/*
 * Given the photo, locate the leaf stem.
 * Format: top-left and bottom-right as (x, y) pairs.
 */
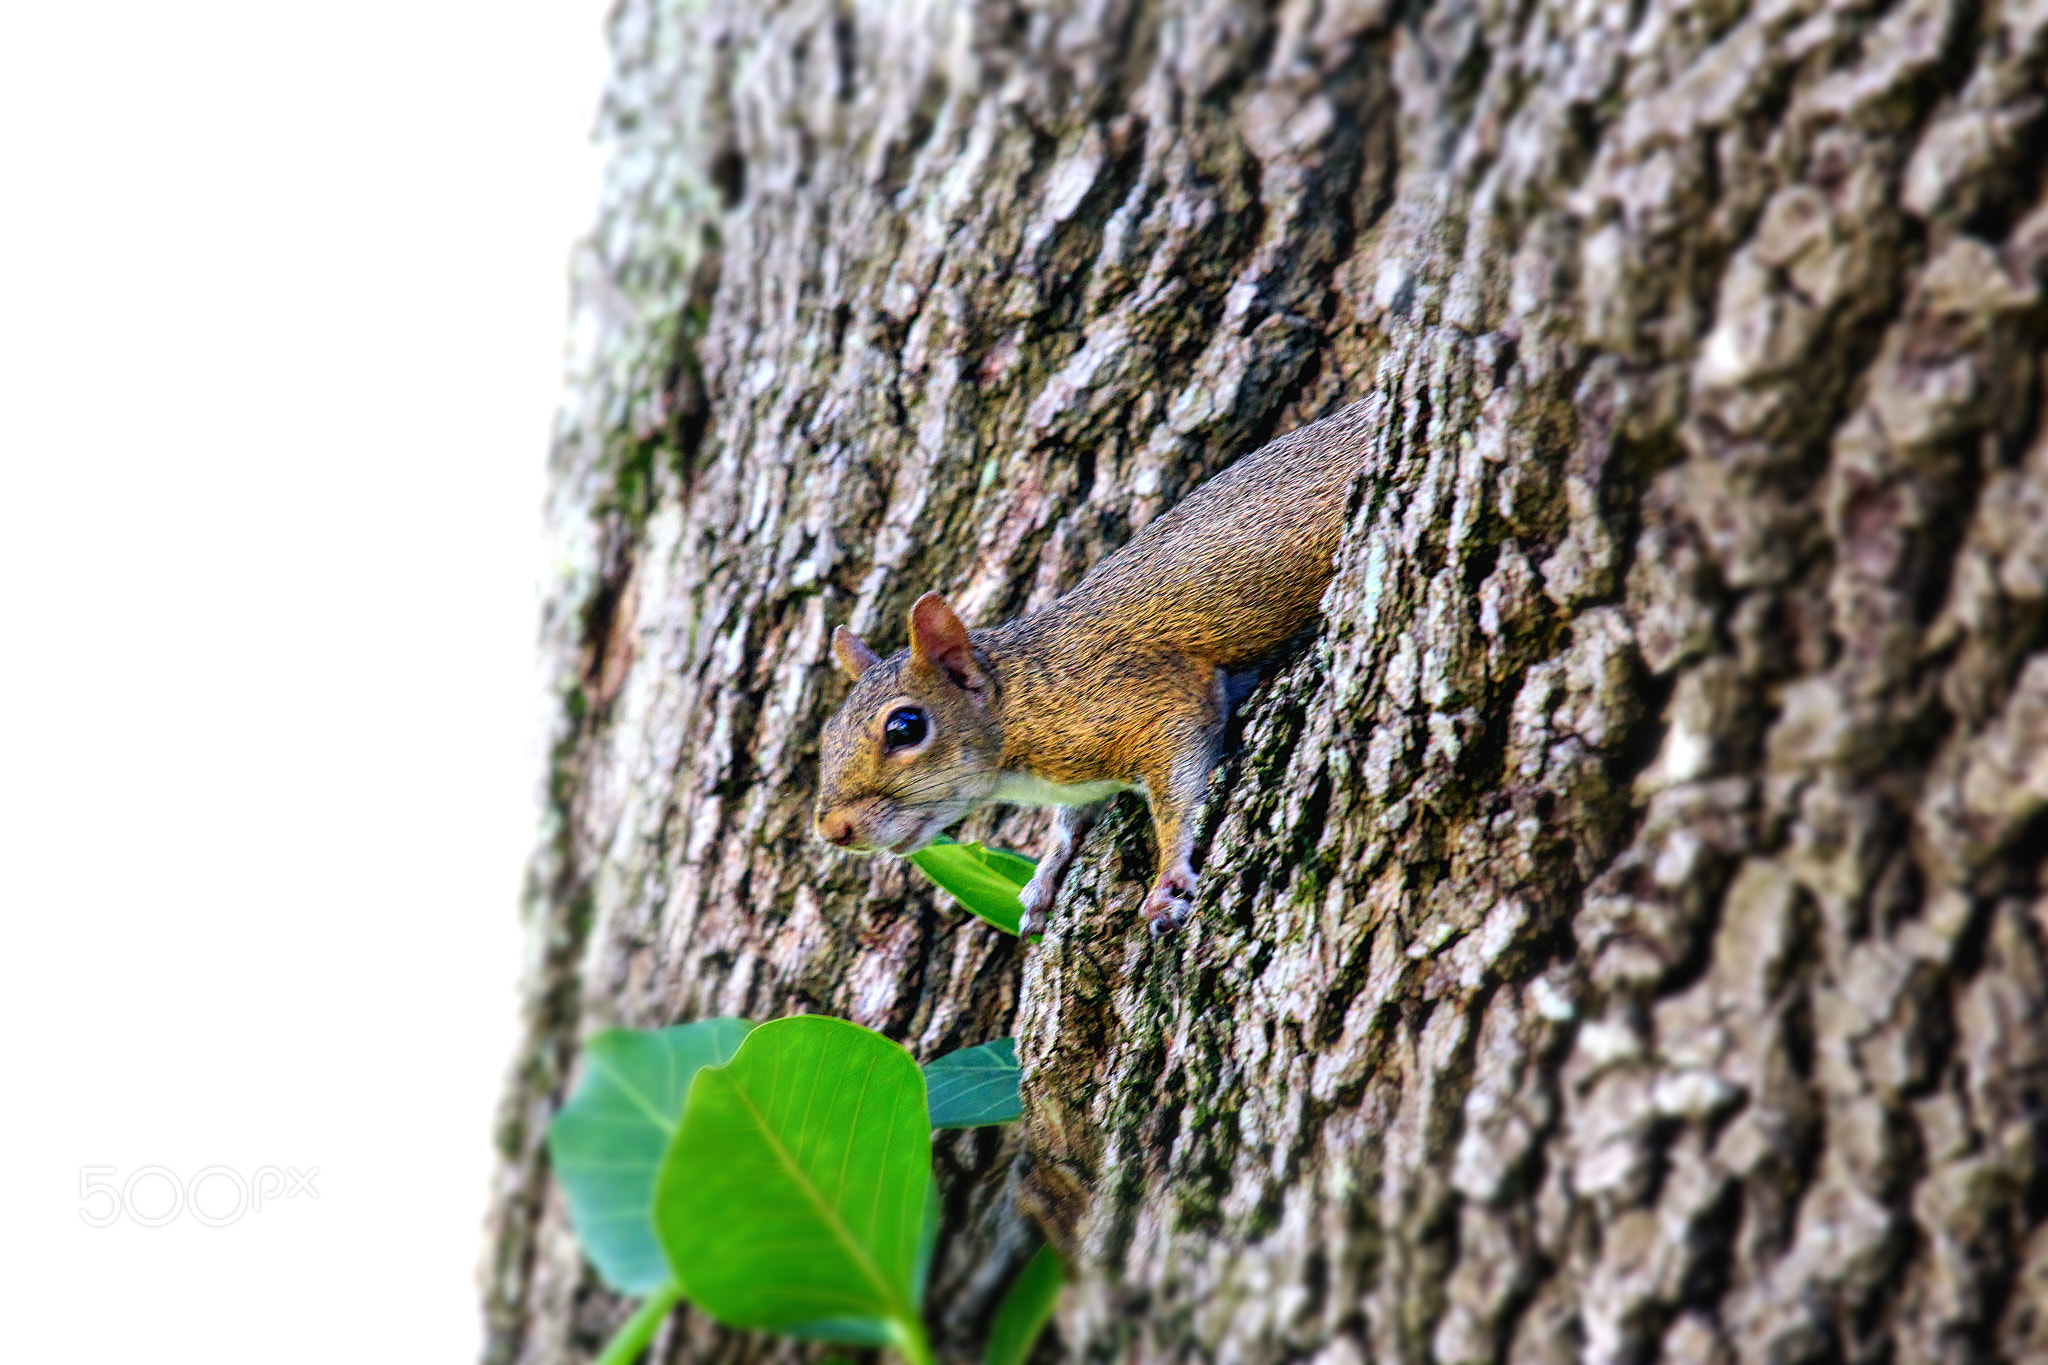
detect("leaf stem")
(594, 1284), (683, 1365)
(891, 1313), (937, 1365)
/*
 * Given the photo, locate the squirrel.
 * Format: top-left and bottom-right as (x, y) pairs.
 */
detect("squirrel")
(815, 401), (1368, 937)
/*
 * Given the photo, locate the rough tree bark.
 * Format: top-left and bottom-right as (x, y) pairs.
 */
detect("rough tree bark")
(482, 0), (2048, 1361)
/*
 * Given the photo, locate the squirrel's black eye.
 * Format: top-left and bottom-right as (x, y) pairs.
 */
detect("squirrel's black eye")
(883, 707), (928, 751)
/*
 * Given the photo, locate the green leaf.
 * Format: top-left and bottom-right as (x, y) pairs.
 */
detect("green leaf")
(985, 1242), (1063, 1365)
(908, 840), (1036, 936)
(655, 1015), (935, 1357)
(547, 1019), (754, 1294)
(781, 1317), (897, 1347)
(923, 1038), (1023, 1127)
(787, 1175), (939, 1346)
(915, 1173), (940, 1306)
(974, 843), (1038, 886)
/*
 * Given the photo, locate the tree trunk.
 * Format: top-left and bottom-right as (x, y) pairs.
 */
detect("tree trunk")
(482, 0), (2048, 1361)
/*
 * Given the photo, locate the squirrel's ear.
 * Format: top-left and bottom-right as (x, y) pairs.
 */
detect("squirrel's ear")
(909, 592), (985, 693)
(832, 625), (881, 681)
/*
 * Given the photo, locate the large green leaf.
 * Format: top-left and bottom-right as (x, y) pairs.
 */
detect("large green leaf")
(985, 1242), (1063, 1365)
(908, 840), (1036, 936)
(784, 1174), (940, 1346)
(546, 1018), (754, 1294)
(923, 1038), (1023, 1127)
(655, 1015), (934, 1355)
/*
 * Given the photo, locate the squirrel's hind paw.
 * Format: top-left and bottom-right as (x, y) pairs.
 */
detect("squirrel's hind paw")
(1143, 866), (1198, 937)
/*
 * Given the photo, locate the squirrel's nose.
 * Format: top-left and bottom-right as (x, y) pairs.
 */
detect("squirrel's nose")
(818, 810), (858, 847)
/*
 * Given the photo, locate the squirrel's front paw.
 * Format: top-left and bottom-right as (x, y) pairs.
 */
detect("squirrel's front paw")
(1017, 869), (1058, 939)
(1143, 865), (1198, 938)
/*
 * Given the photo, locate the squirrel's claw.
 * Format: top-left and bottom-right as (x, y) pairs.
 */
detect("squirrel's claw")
(1017, 882), (1050, 939)
(1143, 866), (1198, 937)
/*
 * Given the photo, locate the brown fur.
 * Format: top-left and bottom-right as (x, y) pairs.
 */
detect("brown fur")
(816, 401), (1370, 932)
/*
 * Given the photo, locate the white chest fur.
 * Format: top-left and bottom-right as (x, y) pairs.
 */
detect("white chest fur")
(988, 772), (1139, 808)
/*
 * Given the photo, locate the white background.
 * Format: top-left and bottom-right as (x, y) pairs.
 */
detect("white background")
(0, 2), (612, 1357)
